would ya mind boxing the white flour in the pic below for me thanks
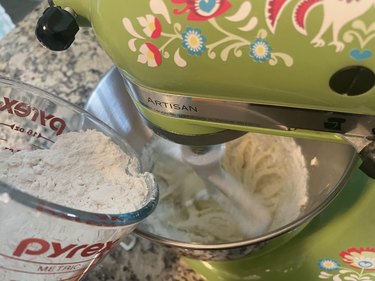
[0,130,153,214]
[140,133,309,243]
[222,133,309,230]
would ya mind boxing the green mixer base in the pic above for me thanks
[184,168,375,281]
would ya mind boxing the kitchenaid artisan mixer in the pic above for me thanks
[35,1,375,280]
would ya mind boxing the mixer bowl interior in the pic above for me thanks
[134,135,356,259]
[86,67,358,260]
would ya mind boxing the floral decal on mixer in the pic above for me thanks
[138,43,163,67]
[121,0,374,68]
[121,0,293,68]
[344,20,375,61]
[249,38,272,63]
[138,15,162,39]
[182,27,207,56]
[172,0,232,21]
[318,247,375,281]
[266,0,374,60]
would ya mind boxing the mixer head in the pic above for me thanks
[35,1,375,176]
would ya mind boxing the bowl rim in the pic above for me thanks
[0,75,159,227]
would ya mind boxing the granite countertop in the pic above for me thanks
[0,3,205,281]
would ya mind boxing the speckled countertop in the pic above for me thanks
[0,3,205,281]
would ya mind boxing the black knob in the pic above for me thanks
[329,66,375,96]
[36,6,79,51]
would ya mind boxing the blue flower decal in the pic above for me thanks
[249,38,272,63]
[318,259,340,271]
[182,27,207,56]
[358,260,374,269]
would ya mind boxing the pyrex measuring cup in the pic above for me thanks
[0,77,158,281]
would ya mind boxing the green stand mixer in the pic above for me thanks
[35,1,375,280]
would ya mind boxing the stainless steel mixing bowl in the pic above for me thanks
[86,67,358,261]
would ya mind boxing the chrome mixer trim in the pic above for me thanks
[122,73,375,139]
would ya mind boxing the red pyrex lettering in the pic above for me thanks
[12,238,119,259]
[0,97,66,135]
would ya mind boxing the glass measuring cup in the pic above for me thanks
[0,77,158,281]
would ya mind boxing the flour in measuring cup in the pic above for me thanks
[0,130,153,214]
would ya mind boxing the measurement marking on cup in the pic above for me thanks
[37,133,55,143]
[0,122,55,143]
[0,265,85,275]
[0,252,97,265]
[0,122,14,129]
[0,250,91,275]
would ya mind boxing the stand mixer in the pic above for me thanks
[34,1,375,280]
